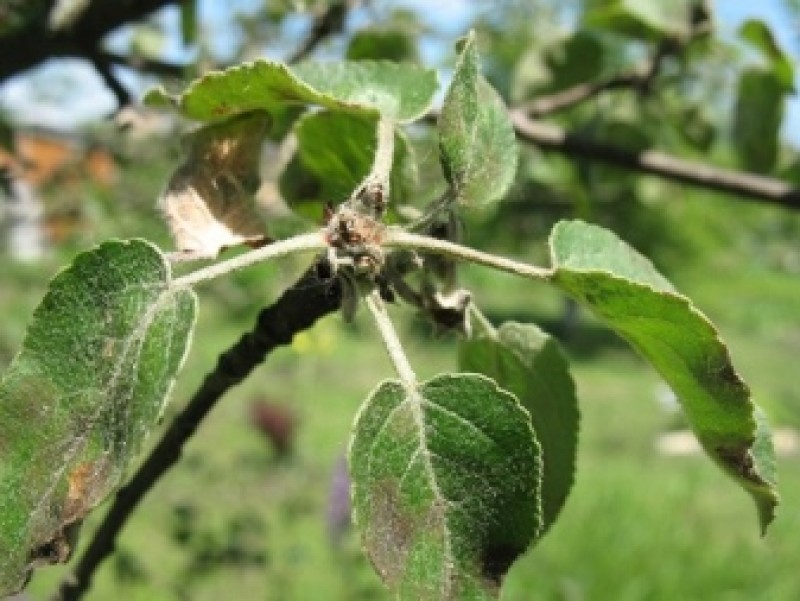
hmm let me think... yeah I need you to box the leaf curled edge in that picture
[548,219,779,532]
[145,59,438,123]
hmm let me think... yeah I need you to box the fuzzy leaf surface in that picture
[439,32,518,207]
[145,59,437,123]
[349,374,541,600]
[0,240,196,594]
[459,321,578,537]
[548,220,779,532]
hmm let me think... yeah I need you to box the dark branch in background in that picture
[524,17,709,118]
[52,262,342,601]
[419,107,800,210]
[488,5,800,211]
[88,53,130,109]
[286,0,355,64]
[0,0,181,83]
[510,111,800,211]
[99,51,188,79]
[524,41,671,118]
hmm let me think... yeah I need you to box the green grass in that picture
[19,283,799,600]
[4,182,800,600]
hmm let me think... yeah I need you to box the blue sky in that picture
[1,0,798,141]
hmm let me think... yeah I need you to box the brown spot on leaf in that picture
[365,480,414,586]
[716,445,759,482]
[27,458,110,572]
[63,458,111,523]
[212,103,231,116]
[27,522,80,567]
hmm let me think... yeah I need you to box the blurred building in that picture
[0,127,118,259]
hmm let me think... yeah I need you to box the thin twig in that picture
[88,52,131,109]
[523,19,704,118]
[285,0,355,64]
[52,261,342,601]
[509,111,800,210]
[98,50,188,79]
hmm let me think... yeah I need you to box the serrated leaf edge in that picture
[546,222,779,530]
[348,373,543,597]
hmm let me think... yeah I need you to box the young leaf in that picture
[548,220,779,532]
[158,111,270,259]
[459,320,578,538]
[733,68,784,174]
[439,32,518,208]
[349,374,541,600]
[542,31,606,93]
[0,239,196,595]
[145,59,438,124]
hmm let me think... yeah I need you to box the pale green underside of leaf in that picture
[349,374,542,600]
[145,59,438,123]
[548,220,779,532]
[0,240,196,595]
[439,32,518,207]
[459,321,579,538]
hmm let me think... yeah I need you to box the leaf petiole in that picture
[383,229,552,281]
[170,231,327,288]
[365,290,417,387]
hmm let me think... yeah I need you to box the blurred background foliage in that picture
[1,0,799,599]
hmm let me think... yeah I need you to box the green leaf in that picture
[439,32,518,207]
[349,374,542,599]
[548,220,779,532]
[739,19,794,91]
[0,240,196,595]
[346,28,419,62]
[733,68,784,174]
[281,111,417,218]
[145,59,438,124]
[543,31,606,92]
[584,0,693,39]
[459,320,579,537]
